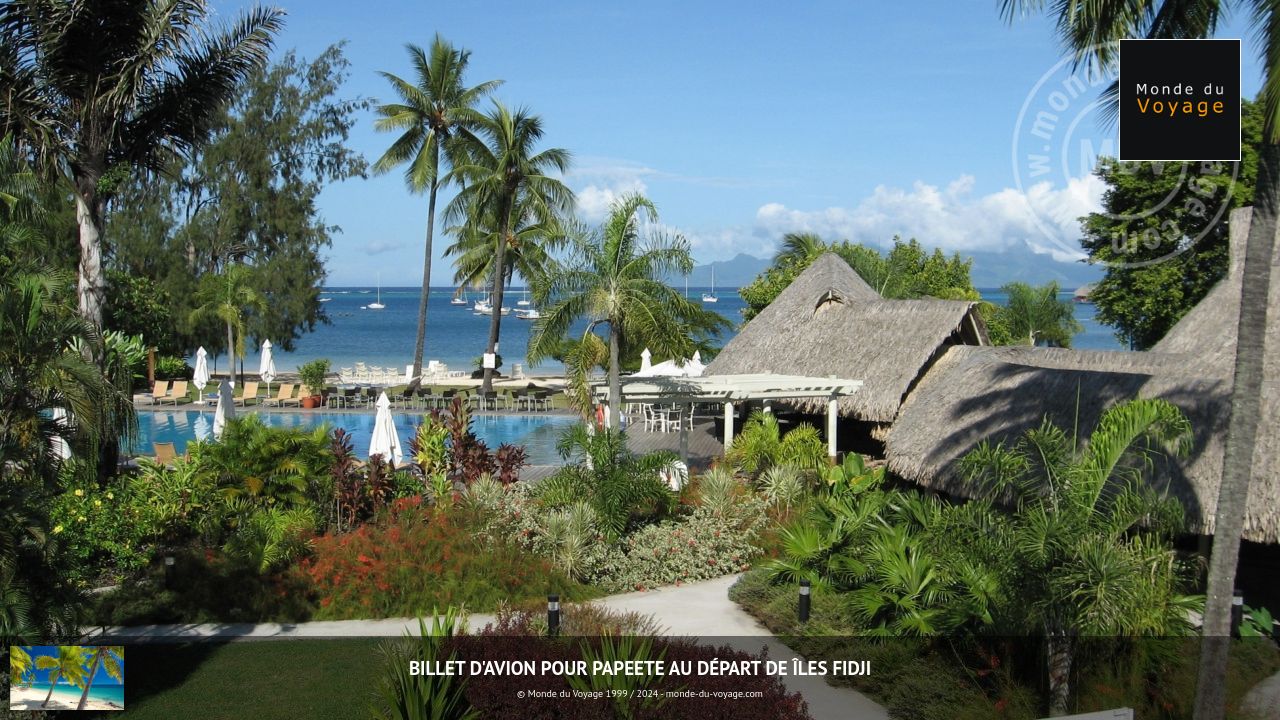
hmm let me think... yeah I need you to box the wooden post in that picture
[679,407,689,463]
[723,401,734,451]
[147,347,156,387]
[827,394,838,460]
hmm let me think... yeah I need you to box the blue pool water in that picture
[133,410,580,465]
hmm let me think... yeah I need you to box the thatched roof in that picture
[706,252,987,422]
[886,207,1280,542]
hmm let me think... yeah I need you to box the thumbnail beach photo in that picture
[8,646,123,712]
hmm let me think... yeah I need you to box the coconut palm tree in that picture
[444,102,574,393]
[372,37,501,381]
[999,5,1277,716]
[528,194,707,429]
[8,644,32,686]
[188,263,266,387]
[75,646,122,711]
[771,232,828,266]
[960,398,1200,716]
[0,0,283,328]
[443,197,560,300]
[35,645,88,708]
[999,281,1082,347]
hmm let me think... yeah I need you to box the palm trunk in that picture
[411,179,440,380]
[42,673,59,707]
[77,652,101,710]
[608,324,621,431]
[226,321,236,388]
[1046,630,1072,717]
[481,199,513,394]
[74,191,106,328]
[1193,144,1280,720]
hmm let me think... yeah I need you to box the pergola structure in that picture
[591,373,865,460]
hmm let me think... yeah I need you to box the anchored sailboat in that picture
[701,266,718,303]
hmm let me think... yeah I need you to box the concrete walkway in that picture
[89,574,887,720]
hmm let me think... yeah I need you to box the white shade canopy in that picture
[213,380,236,439]
[368,391,403,466]
[193,347,210,399]
[259,340,276,383]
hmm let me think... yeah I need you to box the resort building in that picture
[704,251,989,452]
[885,207,1278,547]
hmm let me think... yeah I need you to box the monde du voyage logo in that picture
[1119,38,1241,162]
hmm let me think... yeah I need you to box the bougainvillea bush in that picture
[303,498,591,619]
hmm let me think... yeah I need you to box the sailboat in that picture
[366,274,386,310]
[450,287,468,306]
[517,286,531,306]
[701,266,718,303]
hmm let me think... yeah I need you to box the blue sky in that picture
[22,646,123,686]
[211,1,1261,285]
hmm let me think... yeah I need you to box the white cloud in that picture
[366,239,402,255]
[575,178,649,222]
[749,174,1105,263]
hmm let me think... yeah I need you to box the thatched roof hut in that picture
[705,252,988,423]
[886,207,1280,542]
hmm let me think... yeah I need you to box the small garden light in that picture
[548,594,560,637]
[798,580,811,623]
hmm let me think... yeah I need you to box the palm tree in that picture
[999,281,1082,347]
[445,102,574,394]
[771,231,828,266]
[372,37,501,381]
[35,645,88,708]
[8,644,32,686]
[960,398,1200,716]
[76,646,122,711]
[528,194,700,429]
[188,264,266,387]
[999,5,1277,717]
[443,198,559,299]
[0,0,283,328]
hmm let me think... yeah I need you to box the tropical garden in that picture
[0,2,1277,720]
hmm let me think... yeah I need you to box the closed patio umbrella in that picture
[259,339,277,396]
[368,391,402,467]
[213,380,236,439]
[51,407,71,460]
[193,347,210,404]
[639,348,652,375]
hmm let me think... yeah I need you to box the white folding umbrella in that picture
[213,380,236,440]
[193,347,210,404]
[684,351,706,378]
[51,407,71,460]
[368,391,403,466]
[259,340,277,396]
[639,348,652,375]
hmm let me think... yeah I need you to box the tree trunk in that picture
[608,324,621,431]
[74,192,106,328]
[481,199,512,394]
[226,321,236,388]
[41,673,58,708]
[1193,144,1280,720]
[1046,631,1072,717]
[77,652,101,710]
[411,180,440,380]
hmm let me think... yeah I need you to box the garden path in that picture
[90,574,887,719]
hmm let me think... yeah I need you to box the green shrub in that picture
[188,414,333,512]
[154,355,192,381]
[50,469,153,585]
[373,611,476,720]
[304,500,592,619]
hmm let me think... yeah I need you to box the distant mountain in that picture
[675,247,1103,292]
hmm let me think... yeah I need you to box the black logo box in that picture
[1119,38,1241,162]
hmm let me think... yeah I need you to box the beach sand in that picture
[7,685,122,711]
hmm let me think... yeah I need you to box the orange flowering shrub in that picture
[303,498,587,619]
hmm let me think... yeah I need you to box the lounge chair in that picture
[262,383,296,407]
[160,380,189,405]
[281,385,310,407]
[233,381,260,406]
[153,442,176,465]
[147,380,170,405]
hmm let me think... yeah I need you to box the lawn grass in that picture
[122,639,385,720]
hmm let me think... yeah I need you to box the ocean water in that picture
[192,286,1119,374]
[23,682,124,706]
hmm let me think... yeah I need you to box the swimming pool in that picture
[133,410,580,465]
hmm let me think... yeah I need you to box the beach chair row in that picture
[142,380,312,407]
